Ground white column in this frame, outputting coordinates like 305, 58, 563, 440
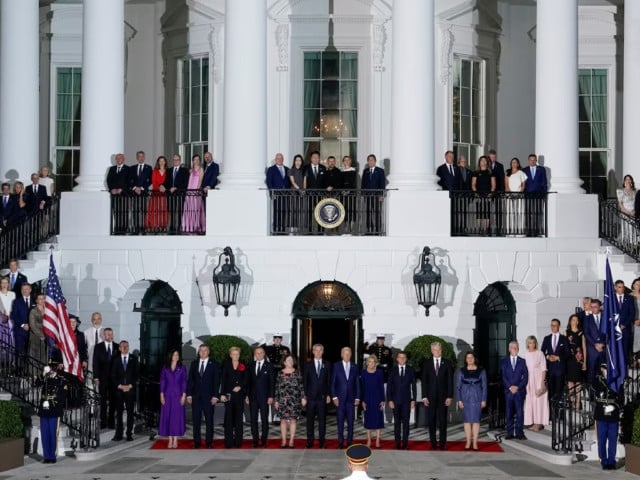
623, 0, 640, 182
221, 0, 266, 189
535, 0, 583, 194
0, 0, 39, 183
74, 0, 125, 191
389, 0, 438, 190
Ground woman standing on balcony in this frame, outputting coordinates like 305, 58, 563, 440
523, 335, 548, 431
38, 166, 55, 197
616, 175, 636, 250
12, 182, 27, 223
159, 349, 187, 448
0, 277, 14, 363
471, 156, 495, 234
288, 154, 306, 233
181, 155, 205, 233
505, 157, 527, 236
145, 156, 169, 232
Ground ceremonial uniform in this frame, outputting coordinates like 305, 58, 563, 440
593, 370, 623, 470
37, 369, 67, 463
340, 444, 374, 480
263, 339, 290, 371
366, 336, 392, 381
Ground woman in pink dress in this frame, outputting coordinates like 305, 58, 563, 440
145, 156, 169, 232
181, 155, 205, 233
523, 335, 549, 430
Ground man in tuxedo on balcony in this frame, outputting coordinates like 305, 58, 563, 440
92, 327, 118, 429
247, 346, 274, 448
614, 280, 636, 361
111, 340, 138, 441
187, 344, 221, 448
540, 318, 569, 403
436, 151, 460, 192
164, 154, 189, 233
0, 183, 19, 228
306, 151, 326, 233
24, 173, 50, 213
128, 150, 152, 233
501, 341, 528, 440
106, 153, 130, 234
421, 341, 454, 450
331, 346, 361, 449
522, 154, 548, 236
488, 150, 505, 232
361, 154, 386, 234
202, 152, 219, 191
265, 153, 291, 234
304, 343, 331, 448
387, 351, 416, 450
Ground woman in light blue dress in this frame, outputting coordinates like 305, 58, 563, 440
456, 351, 487, 450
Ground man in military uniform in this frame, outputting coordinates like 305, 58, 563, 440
340, 444, 374, 480
367, 334, 392, 381
594, 362, 623, 470
36, 361, 67, 464
263, 334, 290, 371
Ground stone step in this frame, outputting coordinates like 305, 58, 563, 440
488, 429, 574, 466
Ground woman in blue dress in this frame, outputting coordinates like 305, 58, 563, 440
361, 354, 385, 448
456, 351, 487, 450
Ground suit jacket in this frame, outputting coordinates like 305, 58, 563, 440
635, 190, 640, 222
306, 164, 326, 189
7, 272, 28, 296
321, 168, 343, 190
617, 293, 637, 331
111, 354, 139, 392
220, 360, 249, 397
11, 295, 33, 342
128, 163, 152, 192
164, 166, 189, 191
540, 333, 569, 377
500, 356, 528, 397
421, 357, 454, 402
331, 361, 361, 402
247, 360, 275, 402
265, 164, 291, 190
93, 341, 119, 382
361, 166, 386, 190
202, 161, 219, 189
0, 194, 19, 227
303, 359, 331, 401
489, 161, 505, 191
522, 165, 548, 193
458, 167, 473, 191
187, 358, 222, 402
24, 184, 49, 212
386, 364, 417, 405
583, 313, 604, 350
106, 164, 130, 193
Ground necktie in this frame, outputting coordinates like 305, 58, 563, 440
400, 366, 404, 377
95, 329, 99, 346
316, 361, 321, 377
461, 169, 466, 182
552, 334, 557, 351
173, 168, 177, 183
595, 314, 600, 329
25, 297, 29, 308
435, 359, 440, 375
619, 295, 623, 307
117, 166, 121, 174
123, 357, 128, 370
10, 273, 15, 289
448, 164, 453, 176
278, 166, 284, 178
314, 166, 318, 177
107, 344, 111, 358
344, 363, 349, 380
138, 165, 142, 176
531, 167, 536, 179
2, 196, 6, 208
370, 168, 374, 176
511, 357, 516, 370
199, 361, 205, 376
256, 361, 261, 375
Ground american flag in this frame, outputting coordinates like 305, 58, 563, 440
43, 255, 83, 381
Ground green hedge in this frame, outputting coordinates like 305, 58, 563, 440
204, 335, 253, 365
0, 401, 24, 439
403, 335, 456, 375
633, 403, 640, 445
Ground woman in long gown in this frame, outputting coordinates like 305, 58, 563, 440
288, 154, 306, 233
471, 156, 496, 233
616, 174, 636, 249
181, 155, 205, 233
361, 354, 385, 448
159, 349, 187, 448
505, 157, 527, 236
565, 314, 586, 409
28, 293, 48, 364
523, 335, 549, 430
145, 156, 169, 232
274, 354, 305, 448
456, 351, 487, 450
0, 277, 15, 364
220, 346, 249, 448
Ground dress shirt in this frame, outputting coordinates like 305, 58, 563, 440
511, 356, 517, 369
531, 166, 536, 179
448, 164, 453, 175
256, 360, 262, 375
343, 361, 350, 380
400, 365, 405, 377
137, 164, 143, 176
316, 360, 321, 375
199, 359, 206, 375
552, 333, 558, 350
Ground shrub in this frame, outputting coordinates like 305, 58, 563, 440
633, 403, 640, 445
204, 335, 252, 365
0, 401, 24, 439
404, 335, 455, 375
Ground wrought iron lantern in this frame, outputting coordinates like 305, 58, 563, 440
212, 246, 241, 316
413, 247, 442, 316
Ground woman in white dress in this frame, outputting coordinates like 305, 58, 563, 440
616, 175, 636, 249
38, 166, 55, 197
505, 157, 527, 236
0, 277, 15, 364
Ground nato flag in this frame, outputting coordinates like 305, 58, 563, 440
601, 258, 626, 393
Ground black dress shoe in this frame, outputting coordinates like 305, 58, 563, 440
305, 441, 313, 448
252, 441, 258, 448
319, 442, 326, 449
337, 442, 344, 449
504, 434, 515, 440
395, 443, 402, 450
260, 439, 267, 447
280, 444, 287, 449
126, 435, 134, 441
516, 434, 527, 440
403, 444, 409, 450
430, 443, 438, 450
112, 435, 123, 442
439, 444, 447, 451
192, 442, 201, 449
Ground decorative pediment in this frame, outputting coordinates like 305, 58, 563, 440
161, 0, 223, 32
437, 0, 502, 33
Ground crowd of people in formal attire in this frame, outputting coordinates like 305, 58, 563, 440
0, 167, 54, 230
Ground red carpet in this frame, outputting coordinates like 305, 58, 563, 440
150, 438, 503, 452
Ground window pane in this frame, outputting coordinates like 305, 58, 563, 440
452, 87, 460, 115
57, 69, 72, 93
202, 85, 209, 115
461, 116, 471, 143
591, 123, 607, 148
591, 96, 606, 122
56, 121, 73, 146
304, 109, 320, 137
340, 52, 358, 80
471, 89, 480, 117
578, 96, 590, 122
461, 88, 470, 116
201, 59, 209, 86
461, 60, 471, 87
578, 71, 591, 95
57, 95, 73, 120
322, 80, 339, 109
322, 110, 340, 138
201, 114, 208, 141
304, 141, 320, 161
593, 69, 607, 94
56, 149, 73, 175
72, 71, 82, 94
191, 86, 201, 113
191, 59, 201, 87
453, 60, 461, 88
579, 151, 591, 176
340, 81, 357, 109
579, 122, 591, 148
304, 52, 321, 79
472, 61, 481, 89
322, 52, 339, 79
72, 121, 81, 147
342, 110, 357, 137
191, 114, 201, 141
472, 117, 481, 145
592, 151, 607, 175
453, 115, 460, 142
304, 80, 321, 109
72, 150, 81, 175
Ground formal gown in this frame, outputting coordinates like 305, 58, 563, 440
565, 328, 585, 383
158, 365, 187, 437
473, 170, 493, 219
361, 368, 385, 429
456, 367, 487, 423
145, 169, 168, 231
616, 188, 636, 247
0, 291, 15, 363
506, 170, 527, 235
275, 370, 304, 420
181, 168, 205, 233
524, 349, 549, 426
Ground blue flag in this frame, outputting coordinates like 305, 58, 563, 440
601, 258, 626, 393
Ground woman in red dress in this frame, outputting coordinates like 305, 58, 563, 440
145, 156, 169, 232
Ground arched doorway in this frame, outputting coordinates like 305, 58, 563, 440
291, 281, 364, 365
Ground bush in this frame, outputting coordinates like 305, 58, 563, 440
404, 335, 455, 375
633, 403, 640, 445
204, 335, 252, 365
0, 401, 24, 439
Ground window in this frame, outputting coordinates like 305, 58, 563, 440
452, 57, 484, 168
177, 57, 209, 165
303, 51, 358, 162
578, 69, 608, 196
55, 67, 82, 192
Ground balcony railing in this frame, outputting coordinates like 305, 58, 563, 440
599, 198, 640, 262
110, 189, 206, 236
450, 192, 548, 237
267, 189, 387, 236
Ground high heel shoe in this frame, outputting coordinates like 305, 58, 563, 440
464, 445, 471, 451
280, 444, 287, 448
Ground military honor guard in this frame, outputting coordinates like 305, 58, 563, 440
340, 444, 374, 480
36, 361, 67, 463
594, 363, 623, 470
367, 334, 392, 381
263, 333, 291, 370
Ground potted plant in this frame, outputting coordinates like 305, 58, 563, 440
624, 401, 640, 474
404, 334, 456, 377
0, 400, 25, 471
204, 335, 252, 365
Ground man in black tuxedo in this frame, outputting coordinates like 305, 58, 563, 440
7, 259, 28, 296
0, 183, 19, 228
106, 153, 130, 234
187, 344, 221, 448
247, 346, 274, 447
386, 351, 416, 450
456, 156, 473, 233
488, 150, 505, 233
331, 346, 361, 449
92, 328, 118, 429
24, 174, 50, 213
436, 151, 460, 191
615, 280, 637, 360
540, 319, 569, 404
110, 340, 138, 441
361, 154, 387, 235
128, 150, 152, 234
303, 343, 331, 448
12, 283, 33, 372
306, 151, 327, 233
421, 342, 454, 450
164, 154, 189, 233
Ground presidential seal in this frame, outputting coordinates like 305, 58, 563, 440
314, 198, 346, 229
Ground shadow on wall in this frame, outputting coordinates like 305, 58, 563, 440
400, 247, 422, 316
432, 248, 459, 318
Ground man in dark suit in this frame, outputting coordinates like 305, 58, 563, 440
540, 318, 569, 404
457, 156, 473, 191
92, 328, 118, 429
522, 154, 548, 236
0, 183, 19, 228
321, 156, 343, 192
331, 346, 361, 449
361, 154, 386, 235
421, 341, 454, 450
24, 173, 50, 213
436, 151, 460, 191
128, 150, 152, 234
106, 153, 130, 234
500, 341, 529, 439
110, 340, 139, 441
584, 298, 605, 382
265, 153, 291, 234
386, 351, 416, 450
202, 152, 219, 191
305, 151, 326, 233
614, 280, 637, 360
456, 156, 473, 233
488, 150, 505, 232
12, 283, 33, 370
7, 258, 28, 295
303, 343, 331, 448
247, 346, 274, 447
187, 344, 221, 448
164, 154, 189, 233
